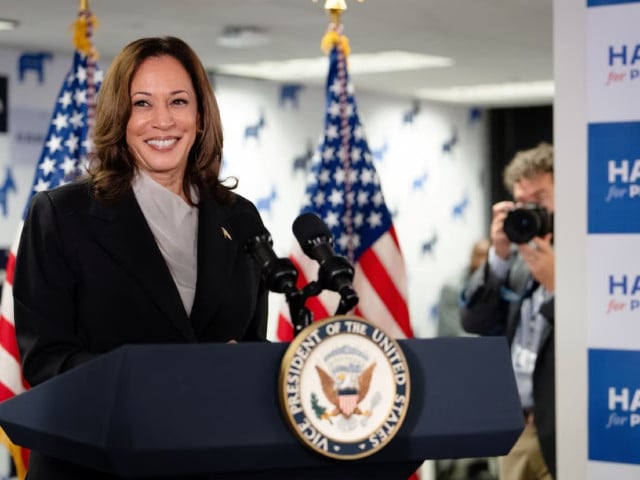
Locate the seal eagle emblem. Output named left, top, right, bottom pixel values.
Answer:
left=315, top=361, right=375, bottom=418
left=279, top=315, right=411, bottom=460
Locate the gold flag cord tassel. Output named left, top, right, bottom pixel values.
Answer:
left=321, top=1, right=350, bottom=56
left=0, top=427, right=27, bottom=480
left=72, top=0, right=99, bottom=60
left=321, top=23, right=350, bottom=57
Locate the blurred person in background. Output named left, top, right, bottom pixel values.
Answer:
left=436, top=237, right=490, bottom=338
left=461, top=143, right=555, bottom=480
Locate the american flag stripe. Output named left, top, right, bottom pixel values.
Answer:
left=0, top=318, right=19, bottom=363
left=0, top=348, right=23, bottom=396
left=4, top=244, right=16, bottom=286
left=0, top=228, right=25, bottom=399
left=358, top=238, right=411, bottom=335
left=307, top=293, right=333, bottom=320
left=369, top=227, right=409, bottom=300
left=361, top=238, right=406, bottom=305
left=0, top=382, right=16, bottom=402
left=352, top=266, right=407, bottom=339
left=276, top=312, right=294, bottom=340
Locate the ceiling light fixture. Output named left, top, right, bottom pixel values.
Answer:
left=416, top=81, right=554, bottom=106
left=0, top=19, right=19, bottom=31
left=216, top=50, right=453, bottom=80
left=217, top=26, right=269, bottom=48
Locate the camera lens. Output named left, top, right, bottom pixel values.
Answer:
left=503, top=209, right=543, bottom=244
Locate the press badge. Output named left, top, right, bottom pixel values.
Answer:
left=512, top=343, right=537, bottom=374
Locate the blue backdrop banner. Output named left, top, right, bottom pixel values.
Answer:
left=589, top=348, right=640, bottom=464
left=588, top=121, right=640, bottom=233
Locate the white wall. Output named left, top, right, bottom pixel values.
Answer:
left=554, top=0, right=588, bottom=478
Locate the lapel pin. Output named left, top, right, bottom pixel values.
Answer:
left=221, top=227, right=232, bottom=240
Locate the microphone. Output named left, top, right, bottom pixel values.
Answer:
left=292, top=212, right=359, bottom=314
left=227, top=212, right=299, bottom=295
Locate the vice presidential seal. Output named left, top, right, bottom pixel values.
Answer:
left=278, top=315, right=411, bottom=460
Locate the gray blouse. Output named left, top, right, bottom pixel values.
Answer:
left=132, top=171, right=198, bottom=316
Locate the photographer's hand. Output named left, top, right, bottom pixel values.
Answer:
left=518, top=234, right=554, bottom=293
left=491, top=201, right=515, bottom=259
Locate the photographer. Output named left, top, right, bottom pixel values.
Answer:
left=461, top=143, right=555, bottom=480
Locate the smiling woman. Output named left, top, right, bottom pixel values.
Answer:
left=125, top=55, right=198, bottom=199
left=89, top=36, right=229, bottom=206
left=12, top=36, right=270, bottom=480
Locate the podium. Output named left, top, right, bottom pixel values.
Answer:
left=0, top=337, right=523, bottom=479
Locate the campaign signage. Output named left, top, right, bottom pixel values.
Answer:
left=588, top=122, right=640, bottom=233
left=589, top=349, right=640, bottom=464
left=587, top=2, right=640, bottom=122
left=588, top=0, right=640, bottom=6
left=587, top=0, right=640, bottom=477
left=587, top=236, right=640, bottom=350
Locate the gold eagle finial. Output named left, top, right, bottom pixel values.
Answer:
left=312, top=0, right=365, bottom=25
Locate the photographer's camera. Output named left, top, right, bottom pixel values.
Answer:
left=503, top=204, right=553, bottom=244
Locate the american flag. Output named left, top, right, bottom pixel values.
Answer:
left=276, top=32, right=414, bottom=342
left=0, top=9, right=101, bottom=477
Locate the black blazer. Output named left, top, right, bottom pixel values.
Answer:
left=13, top=181, right=268, bottom=479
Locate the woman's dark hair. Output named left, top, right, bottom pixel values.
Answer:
left=89, top=36, right=235, bottom=204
